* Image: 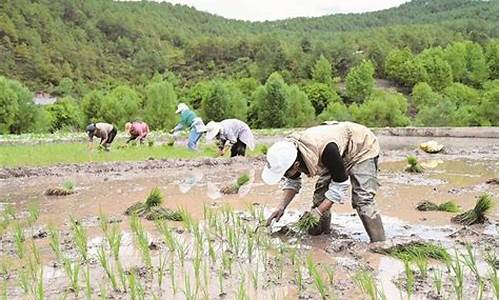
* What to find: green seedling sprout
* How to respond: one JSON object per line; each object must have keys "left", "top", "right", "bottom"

{"left": 405, "top": 156, "right": 423, "bottom": 173}
{"left": 183, "top": 272, "right": 194, "bottom": 300}
{"left": 169, "top": 258, "right": 177, "bottom": 296}
{"left": 431, "top": 269, "right": 443, "bottom": 296}
{"left": 296, "top": 260, "right": 303, "bottom": 294}
{"left": 4, "top": 204, "right": 16, "bottom": 220}
{"left": 158, "top": 253, "right": 167, "bottom": 292}
{"left": 84, "top": 265, "right": 92, "bottom": 300}
{"left": 62, "top": 257, "right": 80, "bottom": 296}
{"left": 155, "top": 219, "right": 176, "bottom": 252}
{"left": 48, "top": 225, "right": 62, "bottom": 260}
{"left": 451, "top": 193, "right": 492, "bottom": 225}
{"left": 488, "top": 267, "right": 499, "bottom": 299}
{"left": 62, "top": 180, "right": 75, "bottom": 192}
{"left": 451, "top": 252, "right": 464, "bottom": 300}
{"left": 13, "top": 221, "right": 25, "bottom": 259}
{"left": 236, "top": 275, "right": 248, "bottom": 300}
{"left": 96, "top": 245, "right": 118, "bottom": 291}
{"left": 70, "top": 217, "right": 88, "bottom": 261}
{"left": 217, "top": 267, "right": 224, "bottom": 296}
{"left": 353, "top": 270, "right": 383, "bottom": 300}
{"left": 373, "top": 241, "right": 450, "bottom": 262}
{"left": 17, "top": 268, "right": 29, "bottom": 295}
{"left": 404, "top": 260, "right": 414, "bottom": 300}
{"left": 306, "top": 255, "right": 327, "bottom": 299}
{"left": 324, "top": 265, "right": 335, "bottom": 285}
{"left": 414, "top": 255, "right": 428, "bottom": 278}
{"left": 33, "top": 266, "right": 44, "bottom": 300}
{"left": 461, "top": 243, "right": 480, "bottom": 282}
{"left": 293, "top": 212, "right": 320, "bottom": 236}
{"left": 27, "top": 202, "right": 40, "bottom": 228}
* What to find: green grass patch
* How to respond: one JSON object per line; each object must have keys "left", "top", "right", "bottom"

{"left": 373, "top": 241, "right": 450, "bottom": 262}
{"left": 0, "top": 141, "right": 270, "bottom": 167}
{"left": 405, "top": 155, "right": 424, "bottom": 173}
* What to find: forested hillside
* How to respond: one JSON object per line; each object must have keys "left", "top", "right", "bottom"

{"left": 0, "top": 0, "right": 498, "bottom": 134}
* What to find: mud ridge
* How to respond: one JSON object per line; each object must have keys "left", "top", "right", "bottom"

{"left": 0, "top": 156, "right": 266, "bottom": 179}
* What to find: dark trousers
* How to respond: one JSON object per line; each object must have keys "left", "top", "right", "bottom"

{"left": 230, "top": 139, "right": 247, "bottom": 157}
{"left": 103, "top": 127, "right": 117, "bottom": 145}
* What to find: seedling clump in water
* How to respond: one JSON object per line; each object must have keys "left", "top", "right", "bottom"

{"left": 373, "top": 241, "right": 450, "bottom": 262}
{"left": 45, "top": 180, "right": 76, "bottom": 196}
{"left": 451, "top": 193, "right": 492, "bottom": 225}
{"left": 220, "top": 173, "right": 251, "bottom": 194}
{"left": 293, "top": 212, "right": 320, "bottom": 235}
{"left": 416, "top": 200, "right": 460, "bottom": 213}
{"left": 405, "top": 156, "right": 423, "bottom": 173}
{"left": 125, "top": 187, "right": 183, "bottom": 221}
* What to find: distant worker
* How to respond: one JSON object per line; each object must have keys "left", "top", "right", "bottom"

{"left": 125, "top": 121, "right": 150, "bottom": 144}
{"left": 170, "top": 103, "right": 206, "bottom": 150}
{"left": 86, "top": 122, "right": 117, "bottom": 151}
{"left": 262, "top": 121, "right": 385, "bottom": 242}
{"left": 205, "top": 119, "right": 255, "bottom": 157}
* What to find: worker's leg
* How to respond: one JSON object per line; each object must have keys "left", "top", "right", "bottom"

{"left": 309, "top": 171, "right": 332, "bottom": 235}
{"left": 187, "top": 129, "right": 202, "bottom": 150}
{"left": 230, "top": 140, "right": 246, "bottom": 157}
{"left": 350, "top": 157, "right": 385, "bottom": 242}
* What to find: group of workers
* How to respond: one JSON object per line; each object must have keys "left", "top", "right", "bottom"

{"left": 86, "top": 103, "right": 385, "bottom": 243}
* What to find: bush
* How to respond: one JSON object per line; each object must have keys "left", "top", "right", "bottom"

{"left": 0, "top": 77, "right": 19, "bottom": 133}
{"left": 81, "top": 90, "right": 105, "bottom": 124}
{"left": 251, "top": 72, "right": 288, "bottom": 128}
{"left": 99, "top": 85, "right": 140, "bottom": 128}
{"left": 201, "top": 80, "right": 232, "bottom": 122}
{"left": 350, "top": 90, "right": 410, "bottom": 127}
{"left": 411, "top": 82, "right": 441, "bottom": 111}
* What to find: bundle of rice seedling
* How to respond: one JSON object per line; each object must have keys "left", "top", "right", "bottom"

{"left": 220, "top": 173, "right": 251, "bottom": 194}
{"left": 292, "top": 212, "right": 320, "bottom": 235}
{"left": 416, "top": 200, "right": 460, "bottom": 213}
{"left": 125, "top": 187, "right": 183, "bottom": 221}
{"left": 451, "top": 193, "right": 492, "bottom": 225}
{"left": 405, "top": 156, "right": 424, "bottom": 173}
{"left": 147, "top": 140, "right": 154, "bottom": 147}
{"left": 372, "top": 241, "right": 450, "bottom": 262}
{"left": 45, "top": 188, "right": 74, "bottom": 196}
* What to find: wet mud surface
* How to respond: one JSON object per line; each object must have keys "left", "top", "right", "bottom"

{"left": 0, "top": 135, "right": 498, "bottom": 299}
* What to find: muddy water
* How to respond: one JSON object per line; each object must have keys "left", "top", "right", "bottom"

{"left": 0, "top": 152, "right": 498, "bottom": 299}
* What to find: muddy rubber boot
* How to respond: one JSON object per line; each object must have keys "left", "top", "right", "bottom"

{"left": 308, "top": 213, "right": 331, "bottom": 236}
{"left": 359, "top": 213, "right": 386, "bottom": 242}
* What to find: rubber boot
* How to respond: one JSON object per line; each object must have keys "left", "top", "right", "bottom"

{"left": 308, "top": 212, "right": 331, "bottom": 236}
{"left": 358, "top": 213, "right": 386, "bottom": 242}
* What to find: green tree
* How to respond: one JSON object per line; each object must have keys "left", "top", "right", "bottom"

{"left": 143, "top": 80, "right": 177, "bottom": 130}
{"left": 478, "top": 80, "right": 499, "bottom": 126}
{"left": 411, "top": 82, "right": 442, "bottom": 110}
{"left": 464, "top": 42, "right": 488, "bottom": 87}
{"left": 345, "top": 59, "right": 375, "bottom": 103}
{"left": 444, "top": 42, "right": 467, "bottom": 82}
{"left": 415, "top": 99, "right": 455, "bottom": 126}
{"left": 385, "top": 48, "right": 427, "bottom": 88}
{"left": 47, "top": 97, "right": 83, "bottom": 132}
{"left": 252, "top": 72, "right": 288, "bottom": 128}
{"left": 201, "top": 80, "right": 231, "bottom": 122}
{"left": 318, "top": 102, "right": 352, "bottom": 122}
{"left": 286, "top": 85, "right": 314, "bottom": 127}
{"left": 0, "top": 76, "right": 19, "bottom": 133}
{"left": 417, "top": 48, "right": 452, "bottom": 91}
{"left": 484, "top": 39, "right": 499, "bottom": 80}
{"left": 99, "top": 85, "right": 140, "bottom": 128}
{"left": 5, "top": 77, "right": 38, "bottom": 133}
{"left": 81, "top": 90, "right": 105, "bottom": 124}
{"left": 224, "top": 82, "right": 247, "bottom": 121}
{"left": 302, "top": 82, "right": 340, "bottom": 115}
{"left": 311, "top": 55, "right": 332, "bottom": 84}
{"left": 350, "top": 90, "right": 410, "bottom": 127}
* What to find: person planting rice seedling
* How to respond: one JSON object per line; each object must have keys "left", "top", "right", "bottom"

{"left": 125, "top": 121, "right": 150, "bottom": 144}
{"left": 262, "top": 121, "right": 385, "bottom": 242}
{"left": 170, "top": 103, "right": 206, "bottom": 150}
{"left": 86, "top": 122, "right": 117, "bottom": 151}
{"left": 205, "top": 119, "right": 255, "bottom": 157}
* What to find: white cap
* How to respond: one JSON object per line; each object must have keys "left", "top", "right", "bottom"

{"left": 176, "top": 103, "right": 189, "bottom": 114}
{"left": 261, "top": 141, "right": 297, "bottom": 185}
{"left": 205, "top": 121, "right": 222, "bottom": 140}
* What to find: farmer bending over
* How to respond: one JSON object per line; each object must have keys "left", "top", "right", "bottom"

{"left": 86, "top": 122, "right": 117, "bottom": 151}
{"left": 170, "top": 103, "right": 206, "bottom": 150}
{"left": 205, "top": 119, "right": 255, "bottom": 157}
{"left": 262, "top": 121, "right": 385, "bottom": 242}
{"left": 125, "top": 121, "right": 150, "bottom": 144}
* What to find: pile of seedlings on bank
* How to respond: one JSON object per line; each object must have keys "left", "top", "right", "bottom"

{"left": 220, "top": 173, "right": 251, "bottom": 194}
{"left": 372, "top": 241, "right": 450, "bottom": 262}
{"left": 416, "top": 200, "right": 460, "bottom": 213}
{"left": 45, "top": 180, "right": 75, "bottom": 196}
{"left": 451, "top": 193, "right": 492, "bottom": 225}
{"left": 405, "top": 156, "right": 424, "bottom": 173}
{"left": 125, "top": 187, "right": 183, "bottom": 221}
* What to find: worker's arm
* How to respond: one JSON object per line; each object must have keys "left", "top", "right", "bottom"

{"left": 266, "top": 174, "right": 302, "bottom": 226}
{"left": 315, "top": 142, "right": 351, "bottom": 215}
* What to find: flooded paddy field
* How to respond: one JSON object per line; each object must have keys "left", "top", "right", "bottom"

{"left": 0, "top": 133, "right": 498, "bottom": 299}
